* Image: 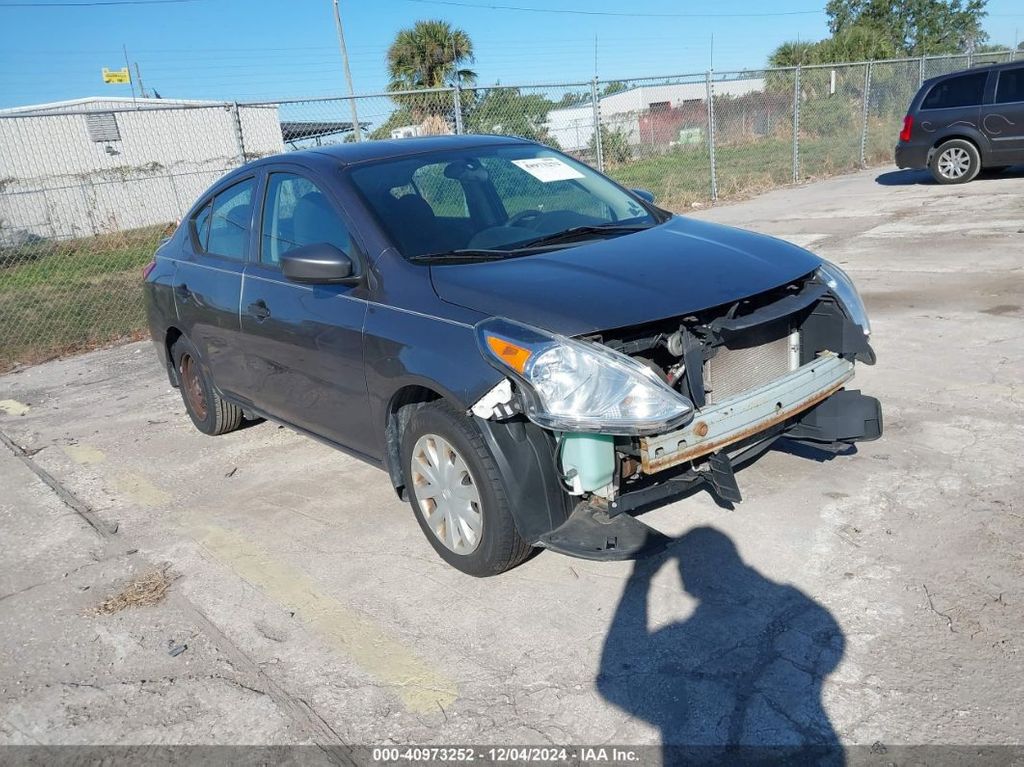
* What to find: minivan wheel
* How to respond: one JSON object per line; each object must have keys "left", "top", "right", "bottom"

{"left": 401, "top": 401, "right": 532, "bottom": 576}
{"left": 930, "top": 139, "right": 980, "bottom": 184}
{"left": 170, "top": 337, "right": 243, "bottom": 436}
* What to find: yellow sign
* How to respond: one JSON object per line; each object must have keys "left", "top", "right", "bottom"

{"left": 102, "top": 67, "right": 131, "bottom": 84}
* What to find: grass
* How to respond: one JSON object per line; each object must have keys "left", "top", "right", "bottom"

{"left": 0, "top": 225, "right": 166, "bottom": 372}
{"left": 605, "top": 125, "right": 887, "bottom": 209}
{"left": 92, "top": 565, "right": 178, "bottom": 614}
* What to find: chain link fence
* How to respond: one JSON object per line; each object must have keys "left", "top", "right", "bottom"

{"left": 0, "top": 48, "right": 1018, "bottom": 371}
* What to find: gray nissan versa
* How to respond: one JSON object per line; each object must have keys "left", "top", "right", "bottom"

{"left": 143, "top": 135, "right": 882, "bottom": 576}
{"left": 896, "top": 61, "right": 1024, "bottom": 183}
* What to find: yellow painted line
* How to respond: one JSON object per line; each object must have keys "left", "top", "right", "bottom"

{"left": 193, "top": 523, "right": 458, "bottom": 713}
{"left": 0, "top": 399, "right": 30, "bottom": 416}
{"left": 64, "top": 443, "right": 106, "bottom": 466}
{"left": 113, "top": 472, "right": 172, "bottom": 507}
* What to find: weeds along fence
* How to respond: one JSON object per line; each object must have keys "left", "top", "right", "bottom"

{"left": 0, "top": 48, "right": 1017, "bottom": 371}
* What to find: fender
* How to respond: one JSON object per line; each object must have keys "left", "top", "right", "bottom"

{"left": 473, "top": 415, "right": 573, "bottom": 543}
{"left": 922, "top": 124, "right": 993, "bottom": 162}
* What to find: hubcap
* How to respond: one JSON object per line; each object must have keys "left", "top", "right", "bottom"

{"left": 180, "top": 354, "right": 208, "bottom": 420}
{"left": 410, "top": 434, "right": 483, "bottom": 555}
{"left": 938, "top": 147, "right": 971, "bottom": 179}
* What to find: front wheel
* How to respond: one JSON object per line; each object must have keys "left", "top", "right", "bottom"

{"left": 929, "top": 139, "right": 980, "bottom": 184}
{"left": 401, "top": 401, "right": 532, "bottom": 576}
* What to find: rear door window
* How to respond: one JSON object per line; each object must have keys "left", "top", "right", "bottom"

{"left": 199, "top": 178, "right": 255, "bottom": 260}
{"left": 995, "top": 66, "right": 1024, "bottom": 104}
{"left": 922, "top": 72, "right": 987, "bottom": 110}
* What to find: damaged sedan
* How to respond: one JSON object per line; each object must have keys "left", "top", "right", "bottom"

{"left": 143, "top": 135, "right": 882, "bottom": 576}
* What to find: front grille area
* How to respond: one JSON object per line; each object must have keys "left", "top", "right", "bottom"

{"left": 704, "top": 331, "right": 800, "bottom": 404}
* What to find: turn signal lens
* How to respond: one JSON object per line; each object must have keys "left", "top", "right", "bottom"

{"left": 485, "top": 335, "right": 532, "bottom": 373}
{"left": 142, "top": 259, "right": 157, "bottom": 280}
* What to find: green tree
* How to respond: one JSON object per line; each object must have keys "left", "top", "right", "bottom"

{"left": 386, "top": 20, "right": 476, "bottom": 90}
{"left": 465, "top": 88, "right": 559, "bottom": 146}
{"left": 769, "top": 26, "right": 898, "bottom": 68}
{"left": 768, "top": 40, "right": 819, "bottom": 67}
{"left": 557, "top": 91, "right": 589, "bottom": 107}
{"left": 825, "top": 0, "right": 988, "bottom": 55}
{"left": 601, "top": 81, "right": 628, "bottom": 96}
{"left": 589, "top": 126, "right": 631, "bottom": 166}
{"left": 369, "top": 106, "right": 418, "bottom": 140}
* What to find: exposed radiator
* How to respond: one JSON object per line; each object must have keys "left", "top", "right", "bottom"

{"left": 704, "top": 330, "right": 801, "bottom": 404}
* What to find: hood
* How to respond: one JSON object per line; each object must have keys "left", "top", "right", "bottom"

{"left": 429, "top": 215, "right": 822, "bottom": 336}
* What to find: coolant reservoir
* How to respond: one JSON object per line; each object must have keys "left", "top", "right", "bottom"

{"left": 560, "top": 433, "right": 615, "bottom": 495}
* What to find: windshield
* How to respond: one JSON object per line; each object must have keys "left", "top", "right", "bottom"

{"left": 348, "top": 144, "right": 659, "bottom": 259}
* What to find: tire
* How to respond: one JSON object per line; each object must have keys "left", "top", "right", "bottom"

{"left": 401, "top": 400, "right": 532, "bottom": 576}
{"left": 170, "top": 336, "right": 243, "bottom": 436}
{"left": 929, "top": 139, "right": 980, "bottom": 184}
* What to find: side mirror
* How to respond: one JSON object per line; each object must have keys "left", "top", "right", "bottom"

{"left": 631, "top": 188, "right": 656, "bottom": 204}
{"left": 281, "top": 243, "right": 356, "bottom": 284}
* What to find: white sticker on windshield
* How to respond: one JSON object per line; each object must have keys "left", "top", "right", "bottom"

{"left": 511, "top": 157, "right": 585, "bottom": 182}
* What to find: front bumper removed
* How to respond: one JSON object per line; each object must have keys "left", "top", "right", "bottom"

{"left": 537, "top": 354, "right": 882, "bottom": 561}
{"left": 640, "top": 352, "right": 855, "bottom": 474}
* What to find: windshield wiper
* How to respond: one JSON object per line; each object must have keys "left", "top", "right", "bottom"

{"left": 511, "top": 222, "right": 654, "bottom": 250}
{"left": 408, "top": 249, "right": 512, "bottom": 264}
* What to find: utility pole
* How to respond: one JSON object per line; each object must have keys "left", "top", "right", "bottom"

{"left": 331, "top": 0, "right": 362, "bottom": 142}
{"left": 123, "top": 44, "right": 137, "bottom": 106}
{"left": 134, "top": 62, "right": 148, "bottom": 99}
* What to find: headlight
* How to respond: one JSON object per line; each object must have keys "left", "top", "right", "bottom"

{"left": 817, "top": 261, "right": 870, "bottom": 336}
{"left": 477, "top": 318, "right": 694, "bottom": 435}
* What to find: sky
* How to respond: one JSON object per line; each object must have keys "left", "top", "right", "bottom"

{"left": 0, "top": 0, "right": 1022, "bottom": 109}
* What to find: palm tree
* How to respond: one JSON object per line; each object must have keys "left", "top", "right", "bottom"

{"left": 386, "top": 20, "right": 476, "bottom": 91}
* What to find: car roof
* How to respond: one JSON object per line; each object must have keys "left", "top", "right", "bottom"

{"left": 924, "top": 60, "right": 1020, "bottom": 86}
{"left": 276, "top": 134, "right": 535, "bottom": 168}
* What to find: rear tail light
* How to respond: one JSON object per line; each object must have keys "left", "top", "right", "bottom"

{"left": 142, "top": 259, "right": 157, "bottom": 280}
{"left": 899, "top": 115, "right": 913, "bottom": 142}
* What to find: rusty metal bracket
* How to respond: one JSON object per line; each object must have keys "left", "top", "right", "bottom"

{"left": 640, "top": 352, "right": 854, "bottom": 474}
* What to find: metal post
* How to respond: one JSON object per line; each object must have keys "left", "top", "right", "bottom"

{"left": 705, "top": 70, "right": 717, "bottom": 202}
{"left": 453, "top": 86, "right": 464, "bottom": 135}
{"left": 230, "top": 102, "right": 246, "bottom": 164}
{"left": 591, "top": 77, "right": 604, "bottom": 172}
{"left": 919, "top": 56, "right": 925, "bottom": 87}
{"left": 331, "top": 0, "right": 362, "bottom": 142}
{"left": 792, "top": 66, "right": 801, "bottom": 183}
{"left": 859, "top": 61, "right": 872, "bottom": 168}
{"left": 123, "top": 44, "right": 137, "bottom": 108}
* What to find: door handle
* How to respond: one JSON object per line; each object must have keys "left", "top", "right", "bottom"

{"left": 247, "top": 299, "right": 271, "bottom": 321}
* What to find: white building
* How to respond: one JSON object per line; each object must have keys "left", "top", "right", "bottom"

{"left": 546, "top": 78, "right": 766, "bottom": 152}
{"left": 0, "top": 97, "right": 283, "bottom": 243}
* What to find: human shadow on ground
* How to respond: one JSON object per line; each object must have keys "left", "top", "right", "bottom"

{"left": 597, "top": 527, "right": 846, "bottom": 766}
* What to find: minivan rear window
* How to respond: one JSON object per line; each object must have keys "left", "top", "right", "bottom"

{"left": 922, "top": 72, "right": 987, "bottom": 110}
{"left": 995, "top": 66, "right": 1024, "bottom": 104}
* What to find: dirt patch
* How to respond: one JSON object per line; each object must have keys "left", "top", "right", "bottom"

{"left": 980, "top": 304, "right": 1022, "bottom": 317}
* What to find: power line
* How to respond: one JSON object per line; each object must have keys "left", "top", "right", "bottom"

{"left": 0, "top": 0, "right": 201, "bottom": 7}
{"left": 396, "top": 0, "right": 823, "bottom": 18}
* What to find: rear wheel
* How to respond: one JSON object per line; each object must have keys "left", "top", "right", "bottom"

{"left": 401, "top": 401, "right": 532, "bottom": 576}
{"left": 170, "top": 337, "right": 243, "bottom": 436}
{"left": 929, "top": 139, "right": 980, "bottom": 184}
